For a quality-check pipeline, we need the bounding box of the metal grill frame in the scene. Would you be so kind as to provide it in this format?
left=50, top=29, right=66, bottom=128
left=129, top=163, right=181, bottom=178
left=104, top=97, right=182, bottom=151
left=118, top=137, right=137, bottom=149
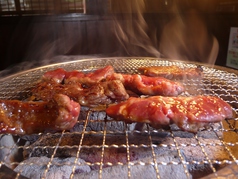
left=0, top=57, right=237, bottom=179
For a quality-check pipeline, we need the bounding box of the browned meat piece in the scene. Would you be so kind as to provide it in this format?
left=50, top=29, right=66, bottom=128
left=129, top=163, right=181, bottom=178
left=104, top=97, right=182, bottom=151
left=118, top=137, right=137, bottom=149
left=31, top=80, right=83, bottom=102
left=100, top=80, right=129, bottom=101
left=77, top=80, right=128, bottom=107
left=138, top=65, right=203, bottom=80
left=106, top=95, right=233, bottom=132
left=31, top=80, right=129, bottom=108
left=78, top=80, right=129, bottom=107
left=64, top=70, right=85, bottom=84
left=108, top=73, right=185, bottom=96
left=0, top=94, right=80, bottom=135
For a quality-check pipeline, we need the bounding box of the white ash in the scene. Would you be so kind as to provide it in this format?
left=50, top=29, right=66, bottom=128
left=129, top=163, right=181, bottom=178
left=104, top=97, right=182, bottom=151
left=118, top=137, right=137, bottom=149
left=23, top=133, right=229, bottom=163
left=72, top=151, right=192, bottom=179
left=14, top=156, right=91, bottom=179
left=0, top=134, right=24, bottom=169
left=22, top=131, right=230, bottom=178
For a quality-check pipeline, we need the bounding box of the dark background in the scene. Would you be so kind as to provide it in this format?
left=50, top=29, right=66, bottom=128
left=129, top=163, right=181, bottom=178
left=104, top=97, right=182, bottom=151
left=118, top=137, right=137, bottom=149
left=0, top=0, right=238, bottom=71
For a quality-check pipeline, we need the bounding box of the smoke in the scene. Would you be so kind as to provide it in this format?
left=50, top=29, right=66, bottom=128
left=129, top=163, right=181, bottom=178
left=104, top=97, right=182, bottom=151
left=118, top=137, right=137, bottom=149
left=0, top=55, right=99, bottom=78
left=2, top=0, right=219, bottom=77
left=111, top=0, right=218, bottom=65
left=111, top=0, right=161, bottom=57
left=159, top=6, right=219, bottom=64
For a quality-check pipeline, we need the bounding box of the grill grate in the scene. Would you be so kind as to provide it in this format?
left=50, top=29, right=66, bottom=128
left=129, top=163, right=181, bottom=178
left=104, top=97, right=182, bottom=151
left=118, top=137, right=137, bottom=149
left=0, top=57, right=238, bottom=179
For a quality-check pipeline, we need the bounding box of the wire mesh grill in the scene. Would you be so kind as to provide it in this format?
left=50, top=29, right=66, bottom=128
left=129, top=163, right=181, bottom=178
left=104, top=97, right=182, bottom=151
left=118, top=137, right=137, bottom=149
left=0, top=57, right=238, bottom=179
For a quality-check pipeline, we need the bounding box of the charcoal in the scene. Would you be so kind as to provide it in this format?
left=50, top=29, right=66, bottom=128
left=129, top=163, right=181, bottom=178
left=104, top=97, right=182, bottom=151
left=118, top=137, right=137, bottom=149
left=18, top=108, right=136, bottom=144
left=72, top=107, right=137, bottom=132
left=23, top=133, right=230, bottom=161
left=170, top=122, right=223, bottom=139
left=0, top=134, right=24, bottom=169
left=71, top=151, right=192, bottom=179
left=14, top=156, right=91, bottom=179
left=22, top=132, right=230, bottom=178
left=71, top=120, right=136, bottom=132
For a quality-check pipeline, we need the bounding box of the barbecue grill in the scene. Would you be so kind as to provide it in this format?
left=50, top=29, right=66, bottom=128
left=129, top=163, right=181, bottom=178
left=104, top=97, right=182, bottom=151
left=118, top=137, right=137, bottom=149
left=0, top=57, right=237, bottom=179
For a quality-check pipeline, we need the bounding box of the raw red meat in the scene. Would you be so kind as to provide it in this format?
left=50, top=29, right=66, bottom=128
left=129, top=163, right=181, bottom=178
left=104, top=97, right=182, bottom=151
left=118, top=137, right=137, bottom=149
left=106, top=95, right=233, bottom=132
left=108, top=73, right=185, bottom=96
left=42, top=65, right=115, bottom=86
left=42, top=68, right=67, bottom=83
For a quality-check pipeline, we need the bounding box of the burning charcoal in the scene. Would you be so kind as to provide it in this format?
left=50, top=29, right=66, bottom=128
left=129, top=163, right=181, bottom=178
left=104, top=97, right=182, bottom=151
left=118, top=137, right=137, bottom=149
left=71, top=120, right=136, bottom=132
left=22, top=133, right=231, bottom=178
left=72, top=107, right=136, bottom=132
left=71, top=151, right=191, bottom=179
left=14, top=157, right=91, bottom=179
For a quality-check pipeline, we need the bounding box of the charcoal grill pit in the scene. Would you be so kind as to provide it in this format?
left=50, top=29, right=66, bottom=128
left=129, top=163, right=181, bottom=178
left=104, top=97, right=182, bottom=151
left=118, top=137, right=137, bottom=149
left=0, top=57, right=237, bottom=179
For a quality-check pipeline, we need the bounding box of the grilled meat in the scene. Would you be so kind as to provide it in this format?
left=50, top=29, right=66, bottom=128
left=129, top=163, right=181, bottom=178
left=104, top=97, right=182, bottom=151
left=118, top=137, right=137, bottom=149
left=40, top=66, right=184, bottom=98
left=42, top=65, right=114, bottom=86
left=78, top=65, right=115, bottom=86
left=31, top=80, right=129, bottom=108
left=0, top=94, right=80, bottom=135
left=76, top=80, right=129, bottom=107
left=108, top=73, right=185, bottom=96
left=138, top=65, right=203, bottom=80
left=32, top=65, right=129, bottom=107
left=106, top=95, right=233, bottom=132
left=42, top=68, right=67, bottom=83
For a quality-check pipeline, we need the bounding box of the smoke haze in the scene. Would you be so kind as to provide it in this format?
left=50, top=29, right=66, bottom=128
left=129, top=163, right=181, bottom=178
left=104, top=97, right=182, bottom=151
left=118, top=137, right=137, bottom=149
left=1, top=0, right=219, bottom=76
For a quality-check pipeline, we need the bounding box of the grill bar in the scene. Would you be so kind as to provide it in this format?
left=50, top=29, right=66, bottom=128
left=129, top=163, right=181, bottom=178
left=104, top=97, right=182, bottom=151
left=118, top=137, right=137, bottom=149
left=194, top=134, right=217, bottom=175
left=69, top=109, right=91, bottom=179
left=42, top=130, right=65, bottom=179
left=147, top=126, right=160, bottom=179
left=125, top=124, right=131, bottom=179
left=170, top=131, right=190, bottom=178
left=98, top=119, right=107, bottom=179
